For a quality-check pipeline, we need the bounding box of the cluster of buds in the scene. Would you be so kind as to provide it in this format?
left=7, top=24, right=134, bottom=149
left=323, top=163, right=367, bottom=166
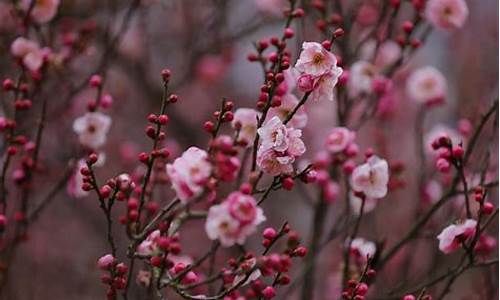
left=204, top=99, right=234, bottom=134
left=341, top=268, right=376, bottom=300
left=216, top=224, right=307, bottom=299
left=473, top=186, right=495, bottom=215
left=97, top=254, right=128, bottom=300
left=431, top=134, right=464, bottom=173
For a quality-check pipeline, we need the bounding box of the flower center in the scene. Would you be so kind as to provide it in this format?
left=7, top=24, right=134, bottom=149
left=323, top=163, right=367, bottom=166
left=312, top=53, right=324, bottom=65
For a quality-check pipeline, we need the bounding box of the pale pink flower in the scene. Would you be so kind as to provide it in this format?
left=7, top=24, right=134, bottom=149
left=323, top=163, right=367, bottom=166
left=437, top=219, right=477, bottom=254
left=349, top=192, right=378, bottom=215
left=267, top=94, right=308, bottom=128
left=256, top=148, right=294, bottom=176
left=407, top=66, right=447, bottom=105
left=375, top=41, right=402, bottom=68
left=309, top=69, right=343, bottom=101
left=351, top=156, right=389, bottom=199
left=205, top=192, right=265, bottom=247
left=137, top=230, right=161, bottom=256
left=347, top=61, right=378, bottom=98
left=10, top=37, right=45, bottom=72
left=423, top=180, right=443, bottom=204
left=258, top=116, right=289, bottom=152
left=425, top=0, right=468, bottom=30
left=72, top=112, right=112, bottom=149
left=350, top=238, right=376, bottom=262
left=166, top=147, right=212, bottom=202
left=22, top=0, right=59, bottom=23
left=295, top=42, right=340, bottom=77
left=325, top=127, right=355, bottom=154
left=232, top=108, right=260, bottom=146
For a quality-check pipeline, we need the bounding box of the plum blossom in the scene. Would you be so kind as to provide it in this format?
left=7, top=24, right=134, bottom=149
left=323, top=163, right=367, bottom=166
left=73, top=112, right=112, bottom=149
left=267, top=94, right=308, bottom=128
left=166, top=147, right=212, bottom=202
left=349, top=192, right=378, bottom=215
left=407, top=66, right=447, bottom=105
left=375, top=41, right=402, bottom=68
left=137, top=230, right=161, bottom=256
left=425, top=0, right=468, bottom=30
left=309, top=69, right=343, bottom=101
left=295, top=42, right=340, bottom=77
left=205, top=192, right=265, bottom=247
left=258, top=116, right=305, bottom=154
left=348, top=61, right=378, bottom=98
left=351, top=156, right=389, bottom=199
left=10, top=37, right=46, bottom=72
left=325, top=127, right=356, bottom=154
left=437, top=219, right=477, bottom=254
left=232, top=108, right=260, bottom=146
left=256, top=116, right=305, bottom=175
left=294, top=42, right=343, bottom=101
left=21, top=0, right=60, bottom=23
left=350, top=238, right=376, bottom=262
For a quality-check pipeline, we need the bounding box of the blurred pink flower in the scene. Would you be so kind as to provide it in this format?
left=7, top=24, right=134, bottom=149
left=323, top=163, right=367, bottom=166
left=407, top=66, right=447, bottom=105
left=426, top=0, right=468, bottom=30
left=72, top=112, right=112, bottom=149
left=350, top=237, right=376, bottom=262
left=348, top=61, right=378, bottom=98
left=325, top=127, right=355, bottom=154
left=437, top=219, right=476, bottom=254
left=10, top=37, right=45, bottom=72
left=232, top=108, right=260, bottom=146
left=22, top=0, right=60, bottom=23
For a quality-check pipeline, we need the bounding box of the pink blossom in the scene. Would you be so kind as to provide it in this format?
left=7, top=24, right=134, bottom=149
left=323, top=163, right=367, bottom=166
left=232, top=108, right=260, bottom=146
left=347, top=61, right=378, bottom=98
left=297, top=74, right=315, bottom=92
left=136, top=270, right=152, bottom=287
left=21, top=0, right=60, bottom=23
left=166, top=147, right=212, bottom=202
left=267, top=94, right=308, bottom=129
left=437, top=219, right=477, bottom=254
left=309, top=69, right=343, bottom=101
left=10, top=37, right=45, bottom=72
left=374, top=41, right=402, bottom=68
left=205, top=192, right=265, bottom=247
left=351, top=156, right=389, bottom=199
left=407, top=66, right=447, bottom=105
left=256, top=148, right=294, bottom=176
left=424, top=125, right=462, bottom=155
left=258, top=116, right=290, bottom=152
left=325, top=127, right=355, bottom=154
left=350, top=238, right=376, bottom=262
left=349, top=192, right=378, bottom=215
left=295, top=42, right=341, bottom=77
left=425, top=0, right=468, bottom=30
left=72, top=112, right=112, bottom=149
left=137, top=230, right=161, bottom=256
